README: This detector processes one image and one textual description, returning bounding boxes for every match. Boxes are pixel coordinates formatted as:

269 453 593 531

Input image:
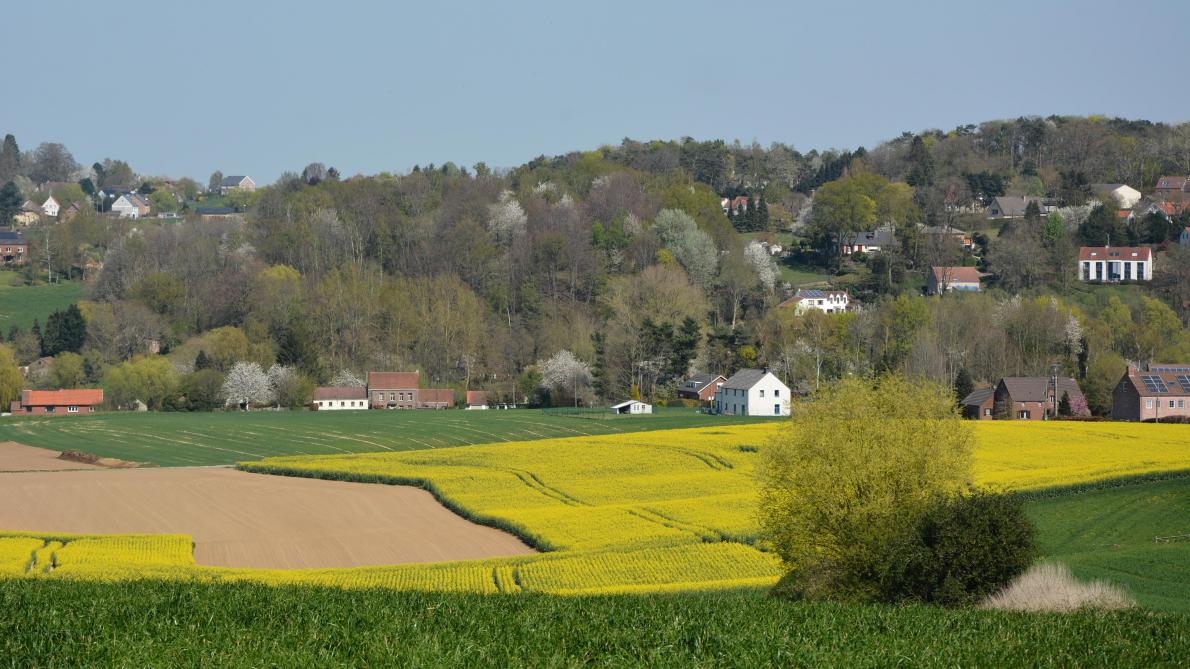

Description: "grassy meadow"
0 272 84 332
0 408 767 467
3 580 1187 668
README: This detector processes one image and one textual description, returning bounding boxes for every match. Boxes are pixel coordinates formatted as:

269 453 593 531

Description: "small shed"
610 400 652 415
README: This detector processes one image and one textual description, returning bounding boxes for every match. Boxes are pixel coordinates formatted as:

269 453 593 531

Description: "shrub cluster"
773 490 1037 607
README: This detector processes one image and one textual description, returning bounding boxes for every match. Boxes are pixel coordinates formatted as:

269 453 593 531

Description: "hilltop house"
0 231 28 264
677 373 726 402
779 289 850 314
311 386 368 410
111 193 151 219
927 266 982 295
1111 364 1190 422
1154 176 1189 203
1089 183 1142 209
1078 246 1152 282
39 196 59 217
10 389 104 415
714 369 791 417
993 377 1087 420
14 201 41 225
219 175 256 194
840 227 896 255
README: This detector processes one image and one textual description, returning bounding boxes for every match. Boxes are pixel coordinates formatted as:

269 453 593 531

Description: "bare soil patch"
0 467 535 569
57 449 146 469
0 442 106 472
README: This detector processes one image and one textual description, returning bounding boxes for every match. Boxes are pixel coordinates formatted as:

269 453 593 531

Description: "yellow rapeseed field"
3 420 1189 593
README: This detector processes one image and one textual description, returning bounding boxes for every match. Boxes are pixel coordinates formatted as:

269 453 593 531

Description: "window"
67 405 78 413
389 393 396 401
1018 410 1029 419
1146 399 1153 409
759 389 765 398
375 392 382 402
983 408 992 416
1137 264 1145 280
1171 400 1177 409
1179 400 1186 409
774 403 780 415
46 406 55 413
340 401 345 407
774 389 780 397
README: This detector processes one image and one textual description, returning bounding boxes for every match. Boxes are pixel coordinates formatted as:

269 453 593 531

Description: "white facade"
714 370 791 417
111 195 142 219
789 290 849 314
41 196 59 217
1079 247 1152 282
314 398 368 410
611 400 652 414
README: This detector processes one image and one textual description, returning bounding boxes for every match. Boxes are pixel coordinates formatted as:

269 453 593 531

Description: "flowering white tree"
541 349 592 407
653 209 718 285
329 369 366 388
487 190 527 242
745 240 779 291
222 361 273 409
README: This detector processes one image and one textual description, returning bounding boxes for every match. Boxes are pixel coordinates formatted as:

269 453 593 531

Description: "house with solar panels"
1112 364 1190 421
778 289 849 314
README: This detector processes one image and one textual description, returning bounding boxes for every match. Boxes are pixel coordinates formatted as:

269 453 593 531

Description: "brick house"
677 373 726 402
311 386 368 410
993 377 1088 420
960 386 995 419
10 389 104 415
1111 365 1190 422
1078 246 1152 282
366 371 453 409
0 230 27 265
1154 175 1189 203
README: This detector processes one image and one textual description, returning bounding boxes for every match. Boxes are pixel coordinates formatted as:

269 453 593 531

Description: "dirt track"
0 466 535 569
0 442 105 472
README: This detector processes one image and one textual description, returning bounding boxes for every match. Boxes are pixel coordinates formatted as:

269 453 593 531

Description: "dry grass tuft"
982 563 1135 613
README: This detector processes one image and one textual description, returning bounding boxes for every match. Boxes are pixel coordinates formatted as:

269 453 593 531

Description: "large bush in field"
886 491 1037 606
761 374 974 602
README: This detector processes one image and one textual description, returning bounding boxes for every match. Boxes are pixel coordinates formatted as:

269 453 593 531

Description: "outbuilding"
10 389 103 415
611 400 652 415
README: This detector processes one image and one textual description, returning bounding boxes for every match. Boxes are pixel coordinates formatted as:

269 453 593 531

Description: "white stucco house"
779 289 850 314
311 386 368 410
1078 246 1152 282
611 399 652 415
714 369 791 417
40 196 59 217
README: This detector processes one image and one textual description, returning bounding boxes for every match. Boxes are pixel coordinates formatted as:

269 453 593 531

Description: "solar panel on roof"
1152 365 1190 372
1177 375 1190 392
1141 375 1169 393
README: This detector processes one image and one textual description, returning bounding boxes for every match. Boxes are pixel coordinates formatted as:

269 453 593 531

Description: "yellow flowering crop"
3 419 1188 593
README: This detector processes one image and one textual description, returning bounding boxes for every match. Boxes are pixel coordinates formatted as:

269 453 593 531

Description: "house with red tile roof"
10 389 103 415
366 371 454 409
927 266 982 295
1078 246 1152 282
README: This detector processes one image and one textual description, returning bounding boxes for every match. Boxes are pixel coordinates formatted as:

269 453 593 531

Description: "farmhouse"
610 400 652 414
1078 246 1152 282
10 389 104 415
677 373 726 402
993 377 1087 420
367 371 453 409
927 266 981 295
311 386 368 410
780 289 849 314
0 230 27 264
960 386 995 419
1111 364 1190 422
219 175 256 194
714 368 790 417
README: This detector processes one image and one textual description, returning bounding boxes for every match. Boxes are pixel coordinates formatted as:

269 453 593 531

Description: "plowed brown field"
0 465 535 569
0 442 105 472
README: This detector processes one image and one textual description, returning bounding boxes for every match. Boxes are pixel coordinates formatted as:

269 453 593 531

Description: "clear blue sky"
8 0 1189 183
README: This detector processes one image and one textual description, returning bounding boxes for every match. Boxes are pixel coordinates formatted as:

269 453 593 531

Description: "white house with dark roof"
111 193 150 219
779 289 849 314
219 175 256 194
840 226 895 255
714 369 790 416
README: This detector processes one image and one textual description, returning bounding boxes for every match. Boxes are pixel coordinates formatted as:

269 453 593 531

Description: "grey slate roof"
720 368 770 391
220 175 247 187
960 387 994 406
841 228 896 247
998 377 1084 403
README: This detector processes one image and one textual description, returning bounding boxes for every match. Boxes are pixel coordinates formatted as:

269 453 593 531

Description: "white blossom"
745 241 779 290
329 369 366 388
222 361 273 408
487 190 527 242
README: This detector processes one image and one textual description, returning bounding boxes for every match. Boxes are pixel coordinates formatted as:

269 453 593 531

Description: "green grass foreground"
1 580 1187 668
0 408 767 467
1029 476 1190 614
